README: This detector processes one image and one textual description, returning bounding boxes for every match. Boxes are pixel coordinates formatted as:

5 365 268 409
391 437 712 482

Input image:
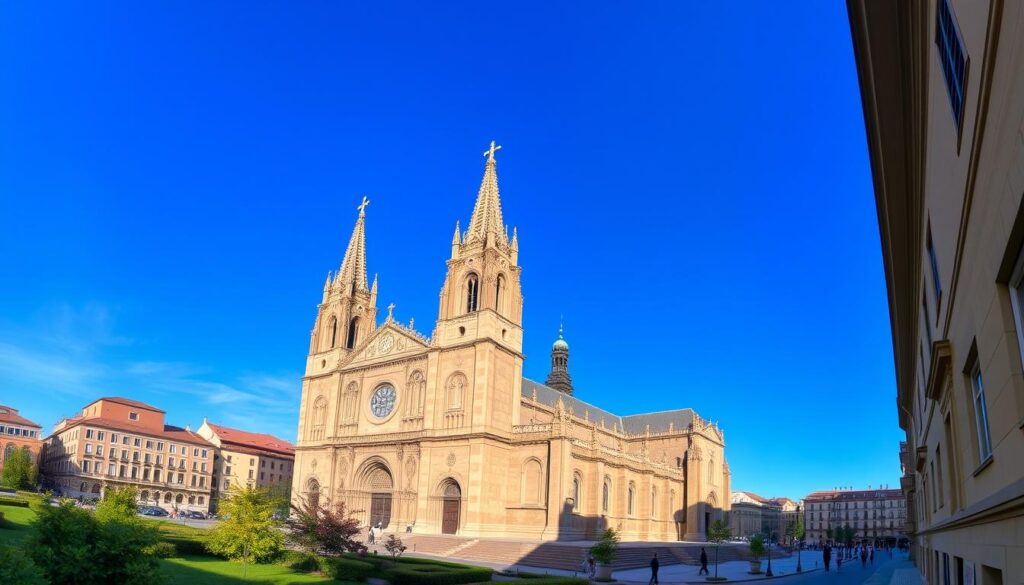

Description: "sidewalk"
611 551 823 584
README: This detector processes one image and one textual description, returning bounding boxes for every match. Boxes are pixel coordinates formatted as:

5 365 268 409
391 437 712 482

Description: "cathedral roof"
521 378 696 434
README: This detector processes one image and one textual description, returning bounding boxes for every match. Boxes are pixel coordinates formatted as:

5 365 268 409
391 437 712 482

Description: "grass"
0 502 37 546
161 555 359 585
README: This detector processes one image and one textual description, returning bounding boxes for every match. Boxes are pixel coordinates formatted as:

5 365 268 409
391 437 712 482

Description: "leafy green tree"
0 545 46 585
26 498 161 585
0 447 37 490
285 493 366 557
706 519 731 579
589 527 620 564
266 479 292 517
206 485 284 575
96 485 139 523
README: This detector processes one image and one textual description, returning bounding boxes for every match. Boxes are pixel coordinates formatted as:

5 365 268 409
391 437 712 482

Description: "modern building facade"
803 488 907 547
197 419 295 512
850 0 1024 581
292 144 730 541
0 404 43 476
40 397 215 513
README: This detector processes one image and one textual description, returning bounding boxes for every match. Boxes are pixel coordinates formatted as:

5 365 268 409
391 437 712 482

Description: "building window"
602 478 611 514
129 412 139 421
927 223 942 309
572 476 581 512
466 274 479 313
495 274 505 314
329 316 338 349
969 364 993 461
346 317 359 349
627 483 635 516
935 0 967 132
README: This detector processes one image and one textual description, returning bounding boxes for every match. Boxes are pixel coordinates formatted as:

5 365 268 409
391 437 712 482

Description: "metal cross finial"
357 196 370 216
387 303 395 319
483 140 502 161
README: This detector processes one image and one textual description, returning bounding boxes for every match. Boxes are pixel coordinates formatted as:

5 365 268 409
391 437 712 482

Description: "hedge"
279 551 322 573
0 498 29 508
145 541 177 558
384 564 493 585
159 535 208 556
319 557 375 582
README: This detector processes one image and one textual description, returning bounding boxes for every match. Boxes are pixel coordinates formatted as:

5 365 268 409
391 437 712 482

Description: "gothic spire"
336 196 370 294
466 141 507 244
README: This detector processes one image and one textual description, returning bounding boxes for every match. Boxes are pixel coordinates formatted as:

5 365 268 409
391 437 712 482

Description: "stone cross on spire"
483 140 502 161
357 196 370 217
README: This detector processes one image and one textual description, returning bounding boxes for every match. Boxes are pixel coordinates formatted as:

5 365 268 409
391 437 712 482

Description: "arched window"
446 372 466 411
307 478 321 510
708 458 715 484
311 396 327 440
175 494 183 504
522 459 543 505
346 317 359 349
495 274 505 314
572 474 582 512
651 487 657 518
628 483 636 516
602 478 611 513
164 493 172 503
466 274 479 313
328 316 338 349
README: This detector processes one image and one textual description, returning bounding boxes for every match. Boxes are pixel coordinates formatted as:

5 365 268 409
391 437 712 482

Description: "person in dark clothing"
699 547 709 575
860 547 868 567
823 544 832 572
649 554 659 585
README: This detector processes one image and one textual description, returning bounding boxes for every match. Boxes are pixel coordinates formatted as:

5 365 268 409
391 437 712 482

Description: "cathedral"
291 143 730 541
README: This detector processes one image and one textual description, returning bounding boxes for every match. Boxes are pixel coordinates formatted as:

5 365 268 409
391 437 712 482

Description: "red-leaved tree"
285 494 367 557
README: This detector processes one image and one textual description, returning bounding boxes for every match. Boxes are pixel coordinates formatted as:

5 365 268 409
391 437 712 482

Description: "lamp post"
796 505 803 573
765 528 773 577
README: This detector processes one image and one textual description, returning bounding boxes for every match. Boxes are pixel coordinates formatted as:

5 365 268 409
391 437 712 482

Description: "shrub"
0 497 30 508
0 545 46 585
280 550 321 572
205 485 283 564
285 493 366 556
319 556 375 582
590 528 620 564
145 541 177 558
384 533 407 564
385 564 493 585
95 485 140 523
160 535 208 556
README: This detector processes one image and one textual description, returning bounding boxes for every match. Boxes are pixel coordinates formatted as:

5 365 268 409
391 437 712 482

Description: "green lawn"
161 555 358 585
0 502 37 546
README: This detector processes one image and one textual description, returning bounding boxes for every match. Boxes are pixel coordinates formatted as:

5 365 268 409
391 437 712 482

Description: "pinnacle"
336 202 370 294
466 146 506 244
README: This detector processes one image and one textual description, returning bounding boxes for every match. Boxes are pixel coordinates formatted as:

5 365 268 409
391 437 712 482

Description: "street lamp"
796 505 803 573
765 528 773 577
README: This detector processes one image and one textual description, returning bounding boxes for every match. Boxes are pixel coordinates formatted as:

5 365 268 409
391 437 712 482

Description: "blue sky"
0 2 900 499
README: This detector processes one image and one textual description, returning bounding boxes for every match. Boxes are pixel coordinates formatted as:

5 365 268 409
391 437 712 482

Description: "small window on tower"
495 274 505 314
329 316 338 349
466 274 479 313
346 317 359 349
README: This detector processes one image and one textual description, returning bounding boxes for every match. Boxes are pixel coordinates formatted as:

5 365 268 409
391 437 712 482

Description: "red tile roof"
90 397 165 413
55 416 212 447
0 405 42 429
205 422 294 457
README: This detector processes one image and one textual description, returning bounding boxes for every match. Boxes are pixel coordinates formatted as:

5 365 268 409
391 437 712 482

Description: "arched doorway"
366 467 393 529
440 479 461 535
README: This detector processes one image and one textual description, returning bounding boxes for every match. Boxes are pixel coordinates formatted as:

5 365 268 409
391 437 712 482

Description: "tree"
0 545 45 585
284 493 366 557
589 527 620 565
0 447 37 490
748 533 765 561
26 498 161 585
706 519 732 579
206 485 284 575
96 485 139 523
383 534 407 565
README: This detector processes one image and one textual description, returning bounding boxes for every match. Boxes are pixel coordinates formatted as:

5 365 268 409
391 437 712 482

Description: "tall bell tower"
307 197 379 369
434 141 523 354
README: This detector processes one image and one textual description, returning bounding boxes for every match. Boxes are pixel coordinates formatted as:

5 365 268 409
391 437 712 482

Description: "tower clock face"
369 384 397 418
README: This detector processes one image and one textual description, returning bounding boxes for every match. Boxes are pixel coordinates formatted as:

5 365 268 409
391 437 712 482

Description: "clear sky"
0 1 900 500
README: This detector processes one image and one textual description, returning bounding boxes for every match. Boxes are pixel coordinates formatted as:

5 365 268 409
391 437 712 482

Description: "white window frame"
969 363 993 462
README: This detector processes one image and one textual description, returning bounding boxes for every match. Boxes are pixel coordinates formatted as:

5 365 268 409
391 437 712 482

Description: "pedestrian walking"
648 553 659 585
368 525 375 544
823 544 831 572
698 547 709 576
587 554 596 580
870 546 875 564
860 546 868 567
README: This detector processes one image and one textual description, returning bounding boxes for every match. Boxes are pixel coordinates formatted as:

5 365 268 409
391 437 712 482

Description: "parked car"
184 510 206 520
141 506 169 517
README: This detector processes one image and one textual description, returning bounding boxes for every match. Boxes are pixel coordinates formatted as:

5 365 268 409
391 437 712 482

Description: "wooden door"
441 499 460 534
370 493 392 529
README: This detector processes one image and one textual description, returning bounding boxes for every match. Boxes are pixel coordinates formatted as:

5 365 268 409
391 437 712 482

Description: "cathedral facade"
291 144 730 541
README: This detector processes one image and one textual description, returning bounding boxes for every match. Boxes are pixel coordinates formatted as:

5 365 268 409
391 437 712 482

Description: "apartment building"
40 397 215 513
0 404 43 476
803 488 907 547
197 419 294 512
850 0 1024 581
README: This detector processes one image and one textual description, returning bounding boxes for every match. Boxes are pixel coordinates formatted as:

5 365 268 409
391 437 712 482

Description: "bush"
280 550 321 572
0 545 46 585
145 541 177 558
0 497 30 508
385 564 493 585
160 535 208 556
319 556 375 582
